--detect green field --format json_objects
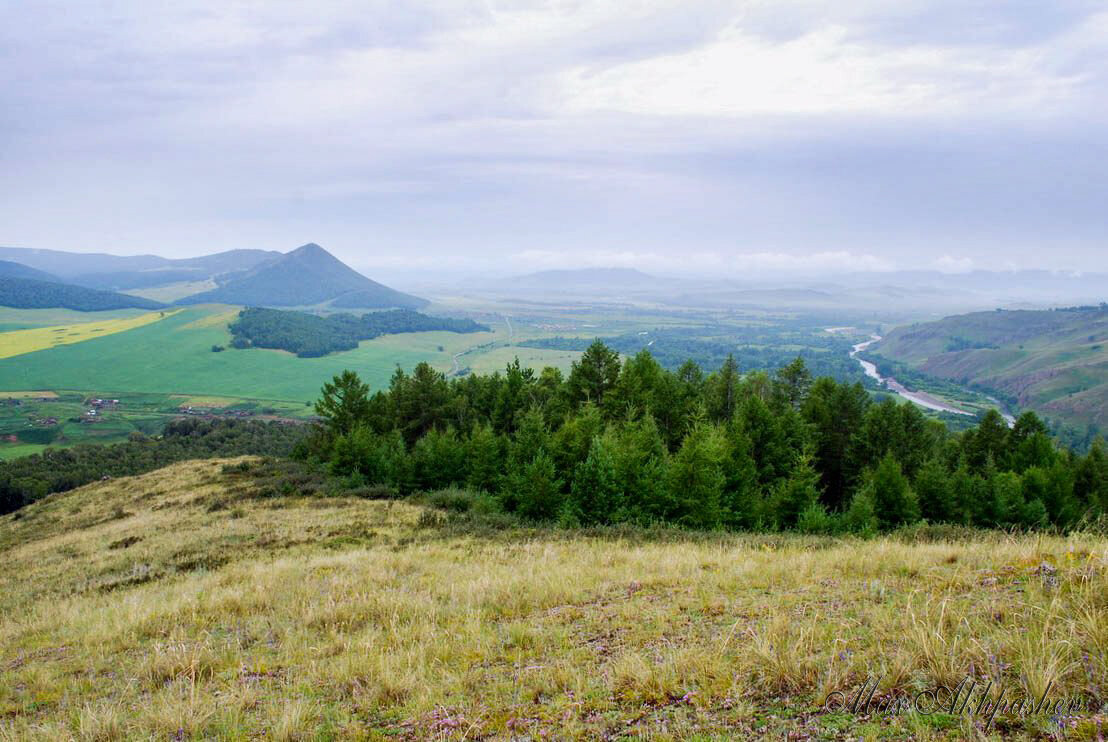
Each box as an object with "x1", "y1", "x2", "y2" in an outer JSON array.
[
  {"x1": 0, "y1": 300, "x2": 978, "y2": 461},
  {"x1": 0, "y1": 301, "x2": 905, "y2": 407},
  {"x1": 0, "y1": 306, "x2": 509, "y2": 402},
  {"x1": 0, "y1": 306, "x2": 149, "y2": 332}
]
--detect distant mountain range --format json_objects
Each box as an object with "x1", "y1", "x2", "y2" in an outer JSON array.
[
  {"x1": 0, "y1": 243, "x2": 425, "y2": 311},
  {"x1": 0, "y1": 246, "x2": 280, "y2": 290},
  {"x1": 471, "y1": 265, "x2": 1107, "y2": 316},
  {"x1": 508, "y1": 267, "x2": 664, "y2": 292}
]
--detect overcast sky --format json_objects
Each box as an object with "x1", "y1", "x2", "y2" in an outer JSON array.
[{"x1": 2, "y1": 1, "x2": 1106, "y2": 279}]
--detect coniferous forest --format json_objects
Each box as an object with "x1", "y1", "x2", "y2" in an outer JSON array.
[
  {"x1": 228, "y1": 307, "x2": 490, "y2": 357},
  {"x1": 303, "y1": 340, "x2": 1108, "y2": 533}
]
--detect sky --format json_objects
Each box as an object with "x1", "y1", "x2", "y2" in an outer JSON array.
[{"x1": 2, "y1": 0, "x2": 1107, "y2": 280}]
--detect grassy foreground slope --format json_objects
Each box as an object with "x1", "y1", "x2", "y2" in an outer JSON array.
[
  {"x1": 0, "y1": 306, "x2": 499, "y2": 402},
  {"x1": 1, "y1": 460, "x2": 1106, "y2": 739},
  {"x1": 872, "y1": 308, "x2": 1108, "y2": 430}
]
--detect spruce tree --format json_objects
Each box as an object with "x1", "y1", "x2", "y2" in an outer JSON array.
[
  {"x1": 771, "y1": 448, "x2": 822, "y2": 530},
  {"x1": 569, "y1": 436, "x2": 623, "y2": 525},
  {"x1": 866, "y1": 453, "x2": 920, "y2": 530},
  {"x1": 666, "y1": 423, "x2": 726, "y2": 529},
  {"x1": 516, "y1": 451, "x2": 563, "y2": 522}
]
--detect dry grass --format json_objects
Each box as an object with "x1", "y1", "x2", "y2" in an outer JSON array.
[{"x1": 1, "y1": 459, "x2": 1105, "y2": 740}]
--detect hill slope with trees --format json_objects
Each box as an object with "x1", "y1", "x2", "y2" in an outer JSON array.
[
  {"x1": 871, "y1": 306, "x2": 1108, "y2": 432},
  {"x1": 0, "y1": 260, "x2": 59, "y2": 282},
  {"x1": 0, "y1": 276, "x2": 164, "y2": 311}
]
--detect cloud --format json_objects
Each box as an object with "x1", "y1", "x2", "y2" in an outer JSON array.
[
  {"x1": 554, "y1": 23, "x2": 1080, "y2": 118},
  {"x1": 934, "y1": 255, "x2": 976, "y2": 274},
  {"x1": 1, "y1": 1, "x2": 1107, "y2": 273}
]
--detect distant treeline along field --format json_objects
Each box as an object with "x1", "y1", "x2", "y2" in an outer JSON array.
[
  {"x1": 227, "y1": 307, "x2": 489, "y2": 357},
  {"x1": 2, "y1": 340, "x2": 1105, "y2": 531}
]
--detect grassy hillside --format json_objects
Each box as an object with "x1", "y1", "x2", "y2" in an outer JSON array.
[
  {"x1": 0, "y1": 459, "x2": 1105, "y2": 739},
  {"x1": 872, "y1": 308, "x2": 1108, "y2": 430}
]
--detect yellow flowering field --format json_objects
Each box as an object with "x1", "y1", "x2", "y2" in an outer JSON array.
[{"x1": 0, "y1": 310, "x2": 179, "y2": 360}]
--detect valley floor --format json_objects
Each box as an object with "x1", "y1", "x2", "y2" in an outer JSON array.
[{"x1": 1, "y1": 459, "x2": 1106, "y2": 740}]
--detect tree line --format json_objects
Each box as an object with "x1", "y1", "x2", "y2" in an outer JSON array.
[
  {"x1": 0, "y1": 276, "x2": 162, "y2": 312},
  {"x1": 518, "y1": 326, "x2": 863, "y2": 382},
  {"x1": 304, "y1": 340, "x2": 1108, "y2": 533},
  {"x1": 229, "y1": 307, "x2": 490, "y2": 357}
]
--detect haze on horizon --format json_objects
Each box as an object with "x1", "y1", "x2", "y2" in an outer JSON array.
[{"x1": 2, "y1": 1, "x2": 1107, "y2": 281}]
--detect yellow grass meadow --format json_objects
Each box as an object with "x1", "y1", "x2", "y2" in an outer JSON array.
[
  {"x1": 1, "y1": 458, "x2": 1106, "y2": 740},
  {"x1": 0, "y1": 310, "x2": 180, "y2": 360}
]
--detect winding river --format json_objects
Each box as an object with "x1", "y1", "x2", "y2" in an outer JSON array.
[{"x1": 850, "y1": 336, "x2": 975, "y2": 417}]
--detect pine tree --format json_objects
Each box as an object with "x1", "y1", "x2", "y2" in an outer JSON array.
[
  {"x1": 990, "y1": 470, "x2": 1025, "y2": 526},
  {"x1": 551, "y1": 403, "x2": 604, "y2": 475},
  {"x1": 315, "y1": 370, "x2": 371, "y2": 439},
  {"x1": 1074, "y1": 438, "x2": 1108, "y2": 513},
  {"x1": 607, "y1": 350, "x2": 664, "y2": 421},
  {"x1": 569, "y1": 435, "x2": 623, "y2": 525},
  {"x1": 707, "y1": 354, "x2": 741, "y2": 423},
  {"x1": 771, "y1": 448, "x2": 822, "y2": 530},
  {"x1": 914, "y1": 458, "x2": 954, "y2": 523},
  {"x1": 466, "y1": 424, "x2": 504, "y2": 494},
  {"x1": 773, "y1": 356, "x2": 812, "y2": 411},
  {"x1": 720, "y1": 419, "x2": 761, "y2": 528},
  {"x1": 865, "y1": 453, "x2": 920, "y2": 530},
  {"x1": 567, "y1": 340, "x2": 621, "y2": 406},
  {"x1": 666, "y1": 423, "x2": 726, "y2": 529},
  {"x1": 610, "y1": 414, "x2": 670, "y2": 523},
  {"x1": 842, "y1": 489, "x2": 878, "y2": 535},
  {"x1": 802, "y1": 378, "x2": 869, "y2": 511},
  {"x1": 329, "y1": 425, "x2": 377, "y2": 477},
  {"x1": 516, "y1": 451, "x2": 563, "y2": 522},
  {"x1": 410, "y1": 427, "x2": 467, "y2": 490}
]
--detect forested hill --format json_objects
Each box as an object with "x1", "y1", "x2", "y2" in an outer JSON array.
[
  {"x1": 0, "y1": 259, "x2": 59, "y2": 282},
  {"x1": 0, "y1": 276, "x2": 164, "y2": 311},
  {"x1": 229, "y1": 307, "x2": 490, "y2": 357},
  {"x1": 871, "y1": 306, "x2": 1108, "y2": 431},
  {"x1": 178, "y1": 243, "x2": 426, "y2": 309}
]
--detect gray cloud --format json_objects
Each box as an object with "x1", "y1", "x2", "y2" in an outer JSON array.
[{"x1": 2, "y1": 1, "x2": 1107, "y2": 277}]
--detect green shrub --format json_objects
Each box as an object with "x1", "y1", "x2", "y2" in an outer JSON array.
[{"x1": 796, "y1": 502, "x2": 836, "y2": 534}]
